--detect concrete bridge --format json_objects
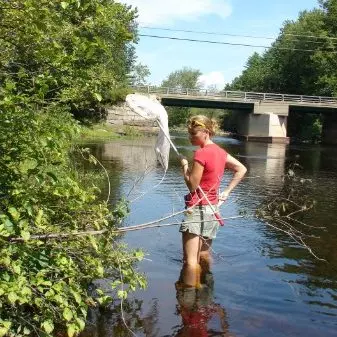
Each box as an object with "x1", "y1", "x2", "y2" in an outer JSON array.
[{"x1": 131, "y1": 86, "x2": 337, "y2": 144}]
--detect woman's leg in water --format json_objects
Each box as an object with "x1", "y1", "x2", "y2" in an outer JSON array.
[
  {"x1": 181, "y1": 232, "x2": 202, "y2": 287},
  {"x1": 199, "y1": 238, "x2": 213, "y2": 274}
]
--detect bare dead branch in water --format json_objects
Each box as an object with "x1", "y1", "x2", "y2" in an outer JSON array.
[
  {"x1": 118, "y1": 216, "x2": 243, "y2": 233},
  {"x1": 263, "y1": 221, "x2": 326, "y2": 262},
  {"x1": 285, "y1": 216, "x2": 326, "y2": 230},
  {"x1": 73, "y1": 150, "x2": 327, "y2": 263},
  {"x1": 256, "y1": 164, "x2": 326, "y2": 262},
  {"x1": 7, "y1": 216, "x2": 244, "y2": 243}
]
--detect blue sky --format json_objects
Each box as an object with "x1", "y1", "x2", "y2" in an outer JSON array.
[{"x1": 123, "y1": 0, "x2": 319, "y2": 89}]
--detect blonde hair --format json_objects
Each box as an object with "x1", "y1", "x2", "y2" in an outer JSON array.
[{"x1": 187, "y1": 115, "x2": 218, "y2": 137}]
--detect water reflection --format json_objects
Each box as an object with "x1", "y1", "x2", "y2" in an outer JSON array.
[
  {"x1": 174, "y1": 266, "x2": 232, "y2": 337},
  {"x1": 241, "y1": 143, "x2": 286, "y2": 187},
  {"x1": 99, "y1": 138, "x2": 158, "y2": 172},
  {"x1": 78, "y1": 136, "x2": 337, "y2": 337},
  {"x1": 80, "y1": 267, "x2": 233, "y2": 337},
  {"x1": 79, "y1": 297, "x2": 157, "y2": 337}
]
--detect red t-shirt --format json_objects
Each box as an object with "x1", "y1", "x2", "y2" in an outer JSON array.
[
  {"x1": 189, "y1": 144, "x2": 227, "y2": 205},
  {"x1": 180, "y1": 306, "x2": 218, "y2": 337}
]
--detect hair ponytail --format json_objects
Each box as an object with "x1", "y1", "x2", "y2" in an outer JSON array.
[
  {"x1": 209, "y1": 118, "x2": 219, "y2": 137},
  {"x1": 188, "y1": 115, "x2": 219, "y2": 137}
]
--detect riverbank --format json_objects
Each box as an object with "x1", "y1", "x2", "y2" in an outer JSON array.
[
  {"x1": 78, "y1": 123, "x2": 160, "y2": 142},
  {"x1": 78, "y1": 119, "x2": 236, "y2": 144},
  {"x1": 171, "y1": 125, "x2": 232, "y2": 137},
  {"x1": 79, "y1": 137, "x2": 337, "y2": 337}
]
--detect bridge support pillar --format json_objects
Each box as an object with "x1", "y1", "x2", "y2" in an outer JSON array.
[
  {"x1": 322, "y1": 113, "x2": 337, "y2": 145},
  {"x1": 236, "y1": 112, "x2": 289, "y2": 144}
]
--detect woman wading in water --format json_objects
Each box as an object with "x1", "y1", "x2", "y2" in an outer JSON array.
[{"x1": 178, "y1": 115, "x2": 247, "y2": 288}]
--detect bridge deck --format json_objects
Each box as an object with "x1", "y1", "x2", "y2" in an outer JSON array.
[{"x1": 131, "y1": 86, "x2": 337, "y2": 111}]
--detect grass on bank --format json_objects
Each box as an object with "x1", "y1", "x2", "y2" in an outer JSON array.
[
  {"x1": 78, "y1": 122, "x2": 231, "y2": 143},
  {"x1": 78, "y1": 123, "x2": 146, "y2": 141}
]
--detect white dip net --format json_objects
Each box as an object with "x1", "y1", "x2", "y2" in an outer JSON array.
[{"x1": 126, "y1": 94, "x2": 172, "y2": 171}]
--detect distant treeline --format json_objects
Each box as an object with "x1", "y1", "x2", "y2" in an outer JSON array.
[{"x1": 225, "y1": 0, "x2": 337, "y2": 142}]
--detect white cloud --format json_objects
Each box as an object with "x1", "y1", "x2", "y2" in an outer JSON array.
[
  {"x1": 198, "y1": 71, "x2": 226, "y2": 90},
  {"x1": 122, "y1": 0, "x2": 232, "y2": 25}
]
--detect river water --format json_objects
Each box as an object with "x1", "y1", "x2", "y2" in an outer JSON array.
[{"x1": 81, "y1": 134, "x2": 337, "y2": 337}]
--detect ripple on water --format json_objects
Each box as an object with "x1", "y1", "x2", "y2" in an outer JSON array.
[{"x1": 80, "y1": 138, "x2": 337, "y2": 337}]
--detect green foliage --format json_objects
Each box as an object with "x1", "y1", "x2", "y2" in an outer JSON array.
[
  {"x1": 190, "y1": 107, "x2": 224, "y2": 120},
  {"x1": 167, "y1": 106, "x2": 191, "y2": 127},
  {"x1": 256, "y1": 163, "x2": 316, "y2": 221},
  {"x1": 288, "y1": 113, "x2": 323, "y2": 143},
  {"x1": 0, "y1": 1, "x2": 146, "y2": 336},
  {"x1": 162, "y1": 67, "x2": 202, "y2": 126},
  {"x1": 162, "y1": 67, "x2": 202, "y2": 89},
  {"x1": 219, "y1": 110, "x2": 240, "y2": 134},
  {"x1": 228, "y1": 52, "x2": 273, "y2": 92},
  {"x1": 313, "y1": 0, "x2": 337, "y2": 96},
  {"x1": 227, "y1": 1, "x2": 337, "y2": 141},
  {"x1": 78, "y1": 123, "x2": 120, "y2": 141},
  {"x1": 129, "y1": 63, "x2": 151, "y2": 86},
  {"x1": 227, "y1": 9, "x2": 328, "y2": 95},
  {"x1": 0, "y1": 88, "x2": 146, "y2": 337},
  {"x1": 122, "y1": 125, "x2": 141, "y2": 137},
  {"x1": 0, "y1": 0, "x2": 138, "y2": 121}
]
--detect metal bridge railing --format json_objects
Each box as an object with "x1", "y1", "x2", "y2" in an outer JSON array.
[{"x1": 130, "y1": 85, "x2": 337, "y2": 105}]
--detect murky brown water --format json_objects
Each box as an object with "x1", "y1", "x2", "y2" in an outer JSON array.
[{"x1": 80, "y1": 135, "x2": 337, "y2": 337}]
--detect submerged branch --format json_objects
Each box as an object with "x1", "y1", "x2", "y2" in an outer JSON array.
[
  {"x1": 256, "y1": 164, "x2": 327, "y2": 262},
  {"x1": 8, "y1": 216, "x2": 244, "y2": 243}
]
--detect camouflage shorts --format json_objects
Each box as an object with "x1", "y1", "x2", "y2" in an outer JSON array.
[{"x1": 179, "y1": 205, "x2": 220, "y2": 239}]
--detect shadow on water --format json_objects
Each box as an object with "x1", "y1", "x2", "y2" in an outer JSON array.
[
  {"x1": 81, "y1": 266, "x2": 234, "y2": 337},
  {"x1": 79, "y1": 135, "x2": 337, "y2": 337}
]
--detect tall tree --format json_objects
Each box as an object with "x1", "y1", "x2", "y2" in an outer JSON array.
[
  {"x1": 0, "y1": 1, "x2": 146, "y2": 336},
  {"x1": 270, "y1": 9, "x2": 326, "y2": 95},
  {"x1": 162, "y1": 67, "x2": 202, "y2": 89},
  {"x1": 161, "y1": 67, "x2": 202, "y2": 126},
  {"x1": 225, "y1": 2, "x2": 337, "y2": 142},
  {"x1": 129, "y1": 62, "x2": 151, "y2": 86},
  {"x1": 228, "y1": 9, "x2": 326, "y2": 95},
  {"x1": 0, "y1": 0, "x2": 138, "y2": 119},
  {"x1": 228, "y1": 52, "x2": 272, "y2": 92},
  {"x1": 314, "y1": 0, "x2": 337, "y2": 95}
]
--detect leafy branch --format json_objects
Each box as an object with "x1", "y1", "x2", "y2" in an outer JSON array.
[{"x1": 256, "y1": 163, "x2": 326, "y2": 261}]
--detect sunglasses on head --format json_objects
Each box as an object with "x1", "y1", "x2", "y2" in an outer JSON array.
[{"x1": 190, "y1": 120, "x2": 206, "y2": 128}]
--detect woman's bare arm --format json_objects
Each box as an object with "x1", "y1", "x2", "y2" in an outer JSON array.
[
  {"x1": 181, "y1": 159, "x2": 204, "y2": 192},
  {"x1": 219, "y1": 154, "x2": 247, "y2": 201}
]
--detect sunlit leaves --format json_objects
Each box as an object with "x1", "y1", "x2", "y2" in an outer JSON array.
[
  {"x1": 0, "y1": 0, "x2": 144, "y2": 335},
  {"x1": 93, "y1": 92, "x2": 103, "y2": 102},
  {"x1": 162, "y1": 68, "x2": 201, "y2": 127},
  {"x1": 8, "y1": 207, "x2": 20, "y2": 222},
  {"x1": 63, "y1": 308, "x2": 73, "y2": 322},
  {"x1": 117, "y1": 290, "x2": 128, "y2": 299},
  {"x1": 228, "y1": 3, "x2": 337, "y2": 97},
  {"x1": 67, "y1": 323, "x2": 77, "y2": 337},
  {"x1": 41, "y1": 320, "x2": 54, "y2": 334},
  {"x1": 7, "y1": 292, "x2": 19, "y2": 304},
  {"x1": 0, "y1": 321, "x2": 12, "y2": 337},
  {"x1": 61, "y1": 1, "x2": 69, "y2": 10}
]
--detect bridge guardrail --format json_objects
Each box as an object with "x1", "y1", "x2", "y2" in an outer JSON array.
[{"x1": 130, "y1": 86, "x2": 337, "y2": 105}]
